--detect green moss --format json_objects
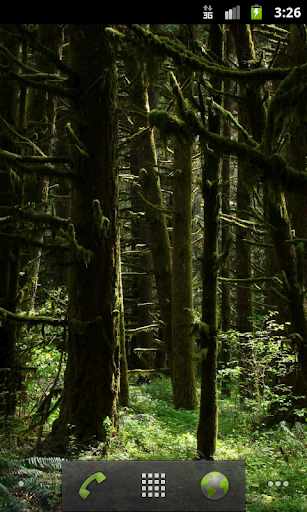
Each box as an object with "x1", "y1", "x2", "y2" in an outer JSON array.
[
  {"x1": 66, "y1": 224, "x2": 93, "y2": 267},
  {"x1": 191, "y1": 321, "x2": 210, "y2": 339},
  {"x1": 263, "y1": 63, "x2": 307, "y2": 154},
  {"x1": 149, "y1": 109, "x2": 186, "y2": 141},
  {"x1": 169, "y1": 72, "x2": 189, "y2": 118},
  {"x1": 122, "y1": 24, "x2": 291, "y2": 83},
  {"x1": 280, "y1": 270, "x2": 291, "y2": 294},
  {"x1": 9, "y1": 168, "x2": 21, "y2": 189},
  {"x1": 92, "y1": 199, "x2": 110, "y2": 237},
  {"x1": 65, "y1": 122, "x2": 89, "y2": 158},
  {"x1": 193, "y1": 347, "x2": 208, "y2": 361}
]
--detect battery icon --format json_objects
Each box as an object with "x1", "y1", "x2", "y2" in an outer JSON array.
[{"x1": 251, "y1": 4, "x2": 262, "y2": 19}]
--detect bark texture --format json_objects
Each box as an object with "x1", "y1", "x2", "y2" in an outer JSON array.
[
  {"x1": 172, "y1": 135, "x2": 197, "y2": 409},
  {"x1": 46, "y1": 25, "x2": 120, "y2": 453},
  {"x1": 197, "y1": 24, "x2": 223, "y2": 460}
]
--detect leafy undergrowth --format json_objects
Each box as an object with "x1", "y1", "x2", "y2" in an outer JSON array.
[
  {"x1": 1, "y1": 377, "x2": 307, "y2": 511},
  {"x1": 217, "y1": 398, "x2": 307, "y2": 511},
  {"x1": 0, "y1": 454, "x2": 62, "y2": 511}
]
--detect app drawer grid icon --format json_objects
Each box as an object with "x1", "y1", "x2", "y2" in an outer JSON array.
[{"x1": 141, "y1": 473, "x2": 166, "y2": 498}]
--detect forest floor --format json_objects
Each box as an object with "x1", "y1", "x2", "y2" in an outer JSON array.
[{"x1": 1, "y1": 376, "x2": 307, "y2": 511}]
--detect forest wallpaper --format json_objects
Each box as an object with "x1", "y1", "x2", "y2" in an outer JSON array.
[{"x1": 0, "y1": 23, "x2": 307, "y2": 511}]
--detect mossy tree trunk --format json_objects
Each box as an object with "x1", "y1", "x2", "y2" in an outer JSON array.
[
  {"x1": 230, "y1": 28, "x2": 254, "y2": 394},
  {"x1": 0, "y1": 25, "x2": 21, "y2": 421},
  {"x1": 232, "y1": 25, "x2": 254, "y2": 400},
  {"x1": 130, "y1": 67, "x2": 173, "y2": 376},
  {"x1": 284, "y1": 26, "x2": 307, "y2": 397},
  {"x1": 23, "y1": 24, "x2": 62, "y2": 312},
  {"x1": 125, "y1": 55, "x2": 155, "y2": 370},
  {"x1": 138, "y1": 135, "x2": 173, "y2": 376},
  {"x1": 197, "y1": 24, "x2": 223, "y2": 460},
  {"x1": 47, "y1": 25, "x2": 120, "y2": 453},
  {"x1": 136, "y1": 222, "x2": 155, "y2": 369},
  {"x1": 219, "y1": 30, "x2": 235, "y2": 397},
  {"x1": 172, "y1": 134, "x2": 197, "y2": 409},
  {"x1": 230, "y1": 24, "x2": 266, "y2": 398},
  {"x1": 118, "y1": 232, "x2": 130, "y2": 407},
  {"x1": 286, "y1": 25, "x2": 307, "y2": 289},
  {"x1": 221, "y1": 136, "x2": 231, "y2": 333},
  {"x1": 171, "y1": 25, "x2": 197, "y2": 410}
]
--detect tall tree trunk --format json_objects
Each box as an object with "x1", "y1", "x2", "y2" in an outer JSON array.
[
  {"x1": 118, "y1": 231, "x2": 130, "y2": 407},
  {"x1": 136, "y1": 221, "x2": 155, "y2": 369},
  {"x1": 127, "y1": 64, "x2": 173, "y2": 375},
  {"x1": 219, "y1": 29, "x2": 235, "y2": 397},
  {"x1": 125, "y1": 54, "x2": 155, "y2": 369},
  {"x1": 138, "y1": 128, "x2": 173, "y2": 376},
  {"x1": 172, "y1": 134, "x2": 197, "y2": 409},
  {"x1": 46, "y1": 25, "x2": 120, "y2": 453},
  {"x1": 286, "y1": 25, "x2": 307, "y2": 288},
  {"x1": 284, "y1": 26, "x2": 307, "y2": 399},
  {"x1": 172, "y1": 25, "x2": 197, "y2": 410},
  {"x1": 230, "y1": 25, "x2": 263, "y2": 399},
  {"x1": 221, "y1": 152, "x2": 231, "y2": 333},
  {"x1": 0, "y1": 25, "x2": 21, "y2": 421},
  {"x1": 197, "y1": 24, "x2": 223, "y2": 460},
  {"x1": 24, "y1": 24, "x2": 62, "y2": 312},
  {"x1": 230, "y1": 25, "x2": 254, "y2": 337}
]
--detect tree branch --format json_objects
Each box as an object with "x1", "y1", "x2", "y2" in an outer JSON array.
[
  {"x1": 0, "y1": 232, "x2": 70, "y2": 252},
  {"x1": 0, "y1": 147, "x2": 70, "y2": 164},
  {"x1": 218, "y1": 276, "x2": 274, "y2": 283},
  {"x1": 148, "y1": 105, "x2": 307, "y2": 194},
  {"x1": 126, "y1": 323, "x2": 160, "y2": 335},
  {"x1": 0, "y1": 69, "x2": 72, "y2": 97},
  {"x1": 0, "y1": 307, "x2": 65, "y2": 326},
  {"x1": 0, "y1": 206, "x2": 69, "y2": 228},
  {"x1": 14, "y1": 161, "x2": 76, "y2": 179},
  {"x1": 16, "y1": 24, "x2": 77, "y2": 81},
  {"x1": 115, "y1": 24, "x2": 292, "y2": 83}
]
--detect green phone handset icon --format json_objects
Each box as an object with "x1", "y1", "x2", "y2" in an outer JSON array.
[{"x1": 79, "y1": 472, "x2": 106, "y2": 500}]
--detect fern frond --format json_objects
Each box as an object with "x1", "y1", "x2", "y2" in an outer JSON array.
[
  {"x1": 15, "y1": 466, "x2": 45, "y2": 478},
  {"x1": 24, "y1": 456, "x2": 64, "y2": 470}
]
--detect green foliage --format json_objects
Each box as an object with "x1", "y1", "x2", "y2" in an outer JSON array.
[
  {"x1": 13, "y1": 288, "x2": 68, "y2": 437},
  {"x1": 0, "y1": 452, "x2": 62, "y2": 511},
  {"x1": 79, "y1": 376, "x2": 307, "y2": 510},
  {"x1": 19, "y1": 330, "x2": 66, "y2": 429},
  {"x1": 1, "y1": 375, "x2": 307, "y2": 510},
  {"x1": 218, "y1": 312, "x2": 301, "y2": 425},
  {"x1": 80, "y1": 377, "x2": 199, "y2": 461},
  {"x1": 0, "y1": 481, "x2": 28, "y2": 512},
  {"x1": 217, "y1": 399, "x2": 307, "y2": 511},
  {"x1": 24, "y1": 456, "x2": 63, "y2": 470}
]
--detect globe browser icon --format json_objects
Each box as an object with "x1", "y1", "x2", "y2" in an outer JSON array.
[{"x1": 200, "y1": 472, "x2": 229, "y2": 500}]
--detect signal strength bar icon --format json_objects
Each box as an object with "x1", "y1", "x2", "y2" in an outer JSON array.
[{"x1": 225, "y1": 5, "x2": 240, "y2": 19}]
